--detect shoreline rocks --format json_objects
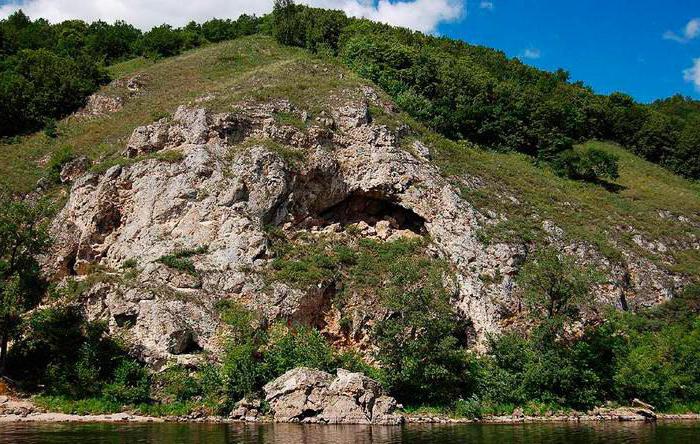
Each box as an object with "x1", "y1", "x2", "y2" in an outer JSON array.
[{"x1": 263, "y1": 367, "x2": 403, "y2": 425}]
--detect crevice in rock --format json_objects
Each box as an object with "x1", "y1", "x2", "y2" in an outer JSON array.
[
  {"x1": 296, "y1": 408, "x2": 321, "y2": 421},
  {"x1": 295, "y1": 282, "x2": 336, "y2": 331},
  {"x1": 114, "y1": 312, "x2": 138, "y2": 328},
  {"x1": 170, "y1": 331, "x2": 203, "y2": 355},
  {"x1": 318, "y1": 192, "x2": 426, "y2": 234},
  {"x1": 64, "y1": 251, "x2": 78, "y2": 276},
  {"x1": 181, "y1": 336, "x2": 203, "y2": 354}
]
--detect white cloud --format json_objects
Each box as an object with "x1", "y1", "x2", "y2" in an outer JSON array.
[
  {"x1": 479, "y1": 1, "x2": 494, "y2": 10},
  {"x1": 683, "y1": 58, "x2": 700, "y2": 90},
  {"x1": 0, "y1": 0, "x2": 465, "y2": 33},
  {"x1": 521, "y1": 47, "x2": 541, "y2": 60},
  {"x1": 663, "y1": 18, "x2": 700, "y2": 43}
]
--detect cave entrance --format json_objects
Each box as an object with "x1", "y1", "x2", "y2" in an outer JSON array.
[{"x1": 318, "y1": 193, "x2": 426, "y2": 234}]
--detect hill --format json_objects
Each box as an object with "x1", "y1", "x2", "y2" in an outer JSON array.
[{"x1": 0, "y1": 13, "x2": 699, "y2": 420}]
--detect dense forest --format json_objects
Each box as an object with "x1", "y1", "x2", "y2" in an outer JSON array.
[{"x1": 0, "y1": 10, "x2": 260, "y2": 137}]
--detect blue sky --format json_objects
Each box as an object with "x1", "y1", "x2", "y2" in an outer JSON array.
[
  {"x1": 1, "y1": 0, "x2": 698, "y2": 103},
  {"x1": 440, "y1": 0, "x2": 700, "y2": 103}
]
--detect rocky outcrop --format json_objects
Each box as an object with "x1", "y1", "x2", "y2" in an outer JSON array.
[
  {"x1": 263, "y1": 367, "x2": 402, "y2": 424},
  {"x1": 74, "y1": 94, "x2": 123, "y2": 117},
  {"x1": 45, "y1": 87, "x2": 685, "y2": 363},
  {"x1": 59, "y1": 156, "x2": 90, "y2": 184}
]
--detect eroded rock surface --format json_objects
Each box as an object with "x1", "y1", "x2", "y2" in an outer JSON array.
[
  {"x1": 263, "y1": 367, "x2": 402, "y2": 424},
  {"x1": 46, "y1": 87, "x2": 686, "y2": 363}
]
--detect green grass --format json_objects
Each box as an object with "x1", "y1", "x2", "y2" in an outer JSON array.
[
  {"x1": 34, "y1": 395, "x2": 215, "y2": 417},
  {"x1": 426, "y1": 132, "x2": 700, "y2": 278},
  {"x1": 34, "y1": 396, "x2": 123, "y2": 415},
  {"x1": 0, "y1": 36, "x2": 337, "y2": 194},
  {"x1": 157, "y1": 246, "x2": 208, "y2": 276},
  {"x1": 274, "y1": 110, "x2": 308, "y2": 129}
]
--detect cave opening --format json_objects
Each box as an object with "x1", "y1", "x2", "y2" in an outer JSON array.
[{"x1": 318, "y1": 193, "x2": 426, "y2": 234}]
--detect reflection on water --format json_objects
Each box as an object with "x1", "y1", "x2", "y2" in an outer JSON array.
[{"x1": 0, "y1": 421, "x2": 699, "y2": 444}]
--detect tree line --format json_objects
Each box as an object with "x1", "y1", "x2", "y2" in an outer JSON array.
[
  {"x1": 0, "y1": 10, "x2": 262, "y2": 137},
  {"x1": 2, "y1": 4, "x2": 699, "y2": 180},
  {"x1": 270, "y1": 1, "x2": 700, "y2": 180}
]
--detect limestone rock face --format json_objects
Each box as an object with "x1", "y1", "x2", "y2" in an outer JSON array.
[
  {"x1": 263, "y1": 367, "x2": 402, "y2": 424},
  {"x1": 46, "y1": 87, "x2": 685, "y2": 363}
]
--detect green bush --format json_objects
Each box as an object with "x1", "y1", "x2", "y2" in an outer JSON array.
[
  {"x1": 373, "y1": 254, "x2": 477, "y2": 404},
  {"x1": 102, "y1": 359, "x2": 150, "y2": 404},
  {"x1": 262, "y1": 324, "x2": 337, "y2": 378},
  {"x1": 45, "y1": 145, "x2": 74, "y2": 183},
  {"x1": 614, "y1": 318, "x2": 700, "y2": 410},
  {"x1": 454, "y1": 396, "x2": 482, "y2": 419},
  {"x1": 516, "y1": 248, "x2": 596, "y2": 320},
  {"x1": 0, "y1": 48, "x2": 107, "y2": 136},
  {"x1": 7, "y1": 306, "x2": 149, "y2": 403},
  {"x1": 156, "y1": 246, "x2": 207, "y2": 276},
  {"x1": 554, "y1": 148, "x2": 620, "y2": 182}
]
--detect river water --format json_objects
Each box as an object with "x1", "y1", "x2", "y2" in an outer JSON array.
[{"x1": 0, "y1": 421, "x2": 699, "y2": 444}]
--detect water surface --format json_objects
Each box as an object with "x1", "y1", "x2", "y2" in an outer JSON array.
[{"x1": 1, "y1": 421, "x2": 699, "y2": 443}]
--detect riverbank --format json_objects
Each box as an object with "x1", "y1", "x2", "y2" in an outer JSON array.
[{"x1": 2, "y1": 397, "x2": 700, "y2": 425}]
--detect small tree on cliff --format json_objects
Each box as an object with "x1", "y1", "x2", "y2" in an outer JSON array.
[
  {"x1": 0, "y1": 195, "x2": 51, "y2": 375},
  {"x1": 516, "y1": 248, "x2": 595, "y2": 321}
]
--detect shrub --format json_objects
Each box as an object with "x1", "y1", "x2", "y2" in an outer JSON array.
[
  {"x1": 516, "y1": 248, "x2": 596, "y2": 320},
  {"x1": 45, "y1": 145, "x2": 74, "y2": 183},
  {"x1": 373, "y1": 255, "x2": 477, "y2": 404},
  {"x1": 454, "y1": 396, "x2": 482, "y2": 419},
  {"x1": 614, "y1": 318, "x2": 700, "y2": 409},
  {"x1": 156, "y1": 246, "x2": 207, "y2": 276},
  {"x1": 554, "y1": 148, "x2": 620, "y2": 182},
  {"x1": 262, "y1": 324, "x2": 337, "y2": 378},
  {"x1": 102, "y1": 359, "x2": 150, "y2": 404},
  {"x1": 7, "y1": 306, "x2": 148, "y2": 402}
]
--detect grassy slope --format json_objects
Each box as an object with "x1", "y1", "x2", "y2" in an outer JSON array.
[{"x1": 1, "y1": 35, "x2": 698, "y2": 280}]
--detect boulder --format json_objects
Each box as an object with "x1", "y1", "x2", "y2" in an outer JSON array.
[
  {"x1": 263, "y1": 367, "x2": 403, "y2": 424},
  {"x1": 60, "y1": 156, "x2": 91, "y2": 183}
]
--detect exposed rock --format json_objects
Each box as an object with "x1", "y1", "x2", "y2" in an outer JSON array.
[
  {"x1": 45, "y1": 88, "x2": 689, "y2": 362},
  {"x1": 229, "y1": 398, "x2": 262, "y2": 421},
  {"x1": 60, "y1": 156, "x2": 91, "y2": 184},
  {"x1": 263, "y1": 367, "x2": 403, "y2": 424},
  {"x1": 75, "y1": 94, "x2": 123, "y2": 117},
  {"x1": 412, "y1": 140, "x2": 431, "y2": 160}
]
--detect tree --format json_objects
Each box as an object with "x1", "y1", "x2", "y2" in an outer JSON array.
[
  {"x1": 138, "y1": 25, "x2": 185, "y2": 58},
  {"x1": 0, "y1": 196, "x2": 51, "y2": 375},
  {"x1": 670, "y1": 117, "x2": 700, "y2": 179},
  {"x1": 272, "y1": 0, "x2": 304, "y2": 47},
  {"x1": 373, "y1": 258, "x2": 476, "y2": 404},
  {"x1": 516, "y1": 248, "x2": 594, "y2": 320}
]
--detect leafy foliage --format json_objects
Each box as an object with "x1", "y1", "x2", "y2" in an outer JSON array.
[
  {"x1": 0, "y1": 10, "x2": 262, "y2": 137},
  {"x1": 554, "y1": 148, "x2": 620, "y2": 182},
  {"x1": 7, "y1": 306, "x2": 149, "y2": 404},
  {"x1": 156, "y1": 246, "x2": 207, "y2": 276},
  {"x1": 270, "y1": 2, "x2": 700, "y2": 179},
  {"x1": 0, "y1": 196, "x2": 51, "y2": 375},
  {"x1": 516, "y1": 248, "x2": 597, "y2": 320}
]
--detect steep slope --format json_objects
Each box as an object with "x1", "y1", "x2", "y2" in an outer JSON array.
[{"x1": 3, "y1": 36, "x2": 699, "y2": 366}]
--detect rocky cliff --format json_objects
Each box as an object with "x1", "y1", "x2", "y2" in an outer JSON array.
[{"x1": 44, "y1": 83, "x2": 687, "y2": 368}]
